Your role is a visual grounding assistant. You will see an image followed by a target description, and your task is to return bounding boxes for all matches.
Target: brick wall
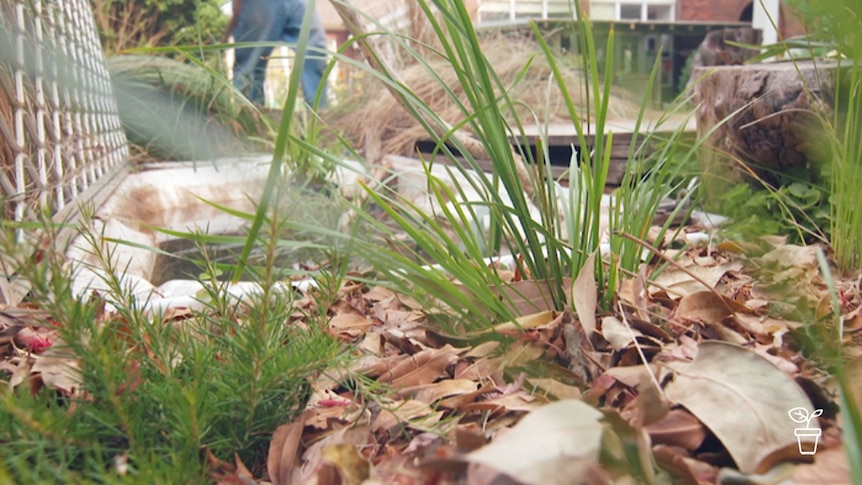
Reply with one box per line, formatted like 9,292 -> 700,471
779,3 -> 805,38
678,0 -> 751,22
678,0 -> 804,37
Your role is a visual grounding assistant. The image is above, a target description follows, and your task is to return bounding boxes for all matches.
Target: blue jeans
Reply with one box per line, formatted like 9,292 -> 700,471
232,0 -> 328,107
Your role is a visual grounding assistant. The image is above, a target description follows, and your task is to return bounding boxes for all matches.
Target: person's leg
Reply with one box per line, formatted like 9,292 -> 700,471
232,0 -> 288,105
281,0 -> 328,108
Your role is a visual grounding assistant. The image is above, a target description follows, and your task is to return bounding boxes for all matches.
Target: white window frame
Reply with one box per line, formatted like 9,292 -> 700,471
589,0 -> 676,21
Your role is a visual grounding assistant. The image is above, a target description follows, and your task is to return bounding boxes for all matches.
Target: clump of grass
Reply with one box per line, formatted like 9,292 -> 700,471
108,54 -> 271,162
299,0 -> 695,326
0,209 -> 344,483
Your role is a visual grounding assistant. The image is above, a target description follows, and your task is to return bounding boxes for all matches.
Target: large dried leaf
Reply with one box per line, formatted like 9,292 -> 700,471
498,280 -> 571,315
600,316 -> 639,351
791,446 -> 852,484
267,411 -> 311,485
406,378 -> 480,403
645,409 -> 707,451
321,443 -> 370,485
653,445 -> 718,484
329,313 -> 375,338
489,310 -> 557,334
466,400 -> 604,485
675,291 -> 734,325
526,377 -> 581,399
299,424 -> 372,483
664,341 -> 817,473
31,341 -> 81,395
378,348 -> 458,389
570,253 -> 597,334
372,399 -> 443,434
650,262 -> 742,299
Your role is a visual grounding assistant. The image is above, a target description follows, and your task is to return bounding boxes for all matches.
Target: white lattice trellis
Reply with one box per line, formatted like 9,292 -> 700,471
0,0 -> 129,223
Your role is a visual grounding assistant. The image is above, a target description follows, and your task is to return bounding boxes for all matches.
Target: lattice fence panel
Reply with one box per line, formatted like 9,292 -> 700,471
0,0 -> 128,222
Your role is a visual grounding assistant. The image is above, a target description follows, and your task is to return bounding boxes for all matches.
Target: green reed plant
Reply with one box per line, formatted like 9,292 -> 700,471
297,0 -> 695,324
764,0 -> 862,270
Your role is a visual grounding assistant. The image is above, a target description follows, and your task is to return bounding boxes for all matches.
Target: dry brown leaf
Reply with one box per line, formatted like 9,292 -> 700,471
321,443 -> 370,485
498,280 -> 569,315
371,303 -> 423,327
600,316 -> 640,351
656,335 -> 699,363
525,377 -> 581,400
405,378 -> 480,403
232,454 -> 254,482
650,262 -> 743,299
463,340 -> 500,359
663,341 -> 818,473
350,354 -> 406,378
630,370 -> 670,427
299,424 -> 373,484
305,404 -> 364,430
329,313 -> 375,338
653,444 -> 718,485
489,310 -> 557,334
732,312 -> 799,337
267,412 -> 310,485
759,242 -> 821,269
378,348 -> 458,389
204,445 -> 236,479
618,269 -> 651,323
466,400 -> 604,485
602,365 -> 658,388
1,358 -> 31,389
675,291 -> 734,325
645,409 -> 707,451
372,399 -> 442,434
358,332 -> 383,355
453,356 -> 502,382
438,382 -> 497,409
791,445 -> 852,484
469,390 -> 548,413
500,339 -> 545,367
362,285 -> 397,302
752,344 -> 799,376
30,341 -> 81,395
570,252 -> 597,335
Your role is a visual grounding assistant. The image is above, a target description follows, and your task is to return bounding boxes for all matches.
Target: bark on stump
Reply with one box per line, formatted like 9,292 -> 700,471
693,61 -> 835,207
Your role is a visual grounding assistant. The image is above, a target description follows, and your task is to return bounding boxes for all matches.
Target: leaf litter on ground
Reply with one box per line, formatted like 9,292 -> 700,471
0,232 -> 858,484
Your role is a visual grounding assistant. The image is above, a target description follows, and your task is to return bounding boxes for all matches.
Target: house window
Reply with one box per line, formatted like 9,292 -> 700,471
620,4 -> 642,20
589,1 -> 675,21
590,3 -> 616,20
647,4 -> 673,20
477,0 -> 578,23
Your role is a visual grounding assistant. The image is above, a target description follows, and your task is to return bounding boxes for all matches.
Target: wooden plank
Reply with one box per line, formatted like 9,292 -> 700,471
394,152 -> 629,187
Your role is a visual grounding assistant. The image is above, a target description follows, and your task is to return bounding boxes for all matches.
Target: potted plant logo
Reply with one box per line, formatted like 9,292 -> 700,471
787,407 -> 823,455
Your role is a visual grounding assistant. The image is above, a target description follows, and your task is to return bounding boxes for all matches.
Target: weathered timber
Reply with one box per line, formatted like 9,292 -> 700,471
415,117 -> 696,187
693,61 -> 834,204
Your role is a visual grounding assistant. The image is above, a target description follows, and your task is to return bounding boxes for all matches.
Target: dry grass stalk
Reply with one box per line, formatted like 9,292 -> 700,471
331,0 -> 536,201
326,20 -> 649,159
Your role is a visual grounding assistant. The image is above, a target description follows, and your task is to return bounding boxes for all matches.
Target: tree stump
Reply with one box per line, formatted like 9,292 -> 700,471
693,61 -> 835,206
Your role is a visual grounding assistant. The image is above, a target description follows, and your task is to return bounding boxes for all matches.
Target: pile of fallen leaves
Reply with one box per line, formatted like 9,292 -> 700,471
2,234 -> 860,484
